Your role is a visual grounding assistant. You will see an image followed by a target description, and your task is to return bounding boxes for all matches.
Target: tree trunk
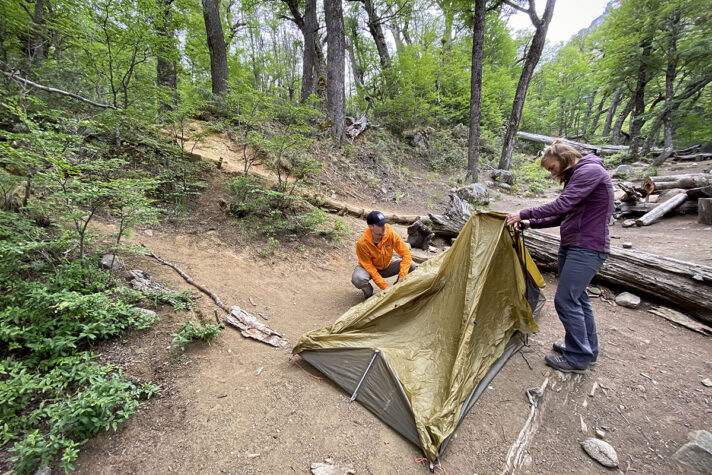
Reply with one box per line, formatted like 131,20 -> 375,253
362,0 -> 390,69
156,0 -> 178,113
589,92 -> 607,136
466,0 -> 486,182
498,0 -> 556,170
699,198 -> 712,225
580,90 -> 596,138
602,86 -> 621,137
202,0 -> 228,95
302,0 -> 319,101
611,98 -> 633,146
325,0 -> 346,144
628,38 -> 652,156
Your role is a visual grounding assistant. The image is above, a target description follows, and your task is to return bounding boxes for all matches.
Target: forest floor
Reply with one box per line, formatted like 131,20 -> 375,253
74,129 -> 712,474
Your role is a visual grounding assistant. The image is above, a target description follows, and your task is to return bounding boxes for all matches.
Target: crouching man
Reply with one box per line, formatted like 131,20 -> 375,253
352,210 -> 415,299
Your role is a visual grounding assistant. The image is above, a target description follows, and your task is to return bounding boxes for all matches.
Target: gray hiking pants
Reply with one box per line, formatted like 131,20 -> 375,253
351,259 -> 416,298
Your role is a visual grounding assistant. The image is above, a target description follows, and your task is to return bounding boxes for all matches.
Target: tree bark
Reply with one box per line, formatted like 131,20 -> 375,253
361,0 -> 391,69
580,90 -> 596,138
628,38 -> 653,156
325,0 -> 346,144
498,0 -> 556,170
589,92 -> 607,136
156,0 -> 178,112
611,98 -> 633,146
602,86 -> 621,138
699,198 -> 712,225
202,0 -> 228,95
466,0 -> 486,182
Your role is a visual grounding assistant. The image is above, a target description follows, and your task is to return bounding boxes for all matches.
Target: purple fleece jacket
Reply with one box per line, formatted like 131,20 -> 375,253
520,154 -> 614,253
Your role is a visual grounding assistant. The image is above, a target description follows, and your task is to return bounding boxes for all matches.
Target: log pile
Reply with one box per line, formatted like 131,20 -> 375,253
615,173 -> 712,226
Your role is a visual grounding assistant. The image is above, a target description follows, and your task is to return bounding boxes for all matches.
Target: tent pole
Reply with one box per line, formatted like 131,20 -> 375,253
350,349 -> 380,402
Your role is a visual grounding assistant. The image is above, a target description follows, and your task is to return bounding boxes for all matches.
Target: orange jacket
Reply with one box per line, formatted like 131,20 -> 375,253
356,224 -> 412,290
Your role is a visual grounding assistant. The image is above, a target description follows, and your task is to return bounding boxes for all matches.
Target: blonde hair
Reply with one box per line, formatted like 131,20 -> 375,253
541,139 -> 583,182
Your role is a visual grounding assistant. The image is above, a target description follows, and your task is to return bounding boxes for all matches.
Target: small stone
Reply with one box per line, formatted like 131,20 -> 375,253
134,308 -> 157,319
596,429 -> 606,439
35,466 -> 51,475
673,430 -> 712,473
100,254 -> 123,271
587,287 -> 602,297
582,438 -> 619,467
615,292 -> 641,308
614,164 -> 634,178
622,219 -> 637,228
623,242 -> 633,249
310,458 -> 356,475
637,384 -> 646,392
702,378 -> 712,387
144,229 -> 153,236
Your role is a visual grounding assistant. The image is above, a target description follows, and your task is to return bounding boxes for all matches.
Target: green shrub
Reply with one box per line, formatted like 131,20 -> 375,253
171,321 -> 222,351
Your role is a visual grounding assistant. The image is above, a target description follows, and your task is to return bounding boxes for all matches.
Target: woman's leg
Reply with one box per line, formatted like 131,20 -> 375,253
554,247 -> 607,368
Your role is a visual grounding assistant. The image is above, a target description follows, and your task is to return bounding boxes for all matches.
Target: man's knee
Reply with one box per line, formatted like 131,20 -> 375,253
351,266 -> 371,287
408,262 -> 416,273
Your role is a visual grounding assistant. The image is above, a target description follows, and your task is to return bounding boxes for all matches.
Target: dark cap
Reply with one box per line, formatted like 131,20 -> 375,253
366,210 -> 389,226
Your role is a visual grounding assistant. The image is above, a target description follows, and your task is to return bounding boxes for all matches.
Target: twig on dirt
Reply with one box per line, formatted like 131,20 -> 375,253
520,351 -> 533,370
617,406 -> 630,424
502,378 -> 549,474
589,381 -> 599,398
142,244 -> 287,348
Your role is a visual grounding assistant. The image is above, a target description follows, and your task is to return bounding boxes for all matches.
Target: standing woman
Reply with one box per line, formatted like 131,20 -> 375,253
506,139 -> 614,373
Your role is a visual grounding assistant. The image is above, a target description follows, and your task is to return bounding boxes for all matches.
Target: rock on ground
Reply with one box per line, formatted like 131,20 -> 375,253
310,458 -> 355,475
673,430 -> 712,474
615,292 -> 641,308
581,437 -> 619,468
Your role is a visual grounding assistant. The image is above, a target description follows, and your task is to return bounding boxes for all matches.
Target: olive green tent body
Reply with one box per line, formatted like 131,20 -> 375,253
293,212 -> 545,461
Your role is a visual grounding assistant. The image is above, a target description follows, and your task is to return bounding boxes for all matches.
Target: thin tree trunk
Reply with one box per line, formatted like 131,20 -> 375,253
202,0 -> 228,95
611,98 -> 633,146
156,0 -> 178,112
498,0 -> 556,170
589,93 -> 607,136
362,0 -> 390,69
466,0 -> 486,182
628,38 -> 652,156
580,90 -> 596,137
325,0 -> 346,144
602,86 -> 621,137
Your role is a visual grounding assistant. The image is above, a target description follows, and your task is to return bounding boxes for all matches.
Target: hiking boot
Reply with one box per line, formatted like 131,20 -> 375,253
544,354 -> 588,374
552,342 -> 597,366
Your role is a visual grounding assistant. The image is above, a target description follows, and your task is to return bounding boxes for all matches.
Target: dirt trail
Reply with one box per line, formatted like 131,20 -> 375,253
77,216 -> 711,474
75,135 -> 712,474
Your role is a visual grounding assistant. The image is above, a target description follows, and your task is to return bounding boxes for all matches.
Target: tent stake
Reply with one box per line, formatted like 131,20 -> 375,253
350,350 -> 380,402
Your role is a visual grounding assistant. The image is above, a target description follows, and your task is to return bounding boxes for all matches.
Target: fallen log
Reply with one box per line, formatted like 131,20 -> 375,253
644,174 -> 712,194
673,153 -> 712,162
635,192 -> 688,226
503,378 -> 549,474
687,185 -> 712,199
523,230 -> 712,324
515,131 -> 633,156
305,193 -> 425,225
615,200 -> 698,218
143,246 -> 288,347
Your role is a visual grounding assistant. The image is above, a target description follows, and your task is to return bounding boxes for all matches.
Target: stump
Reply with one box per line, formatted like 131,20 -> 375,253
700,198 -> 712,225
407,219 -> 435,250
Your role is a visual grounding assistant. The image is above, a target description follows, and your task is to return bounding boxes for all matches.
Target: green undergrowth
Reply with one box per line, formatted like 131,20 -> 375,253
0,211 -> 161,473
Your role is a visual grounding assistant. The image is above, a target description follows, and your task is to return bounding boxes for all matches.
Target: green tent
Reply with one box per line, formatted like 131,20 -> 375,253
293,212 -> 545,462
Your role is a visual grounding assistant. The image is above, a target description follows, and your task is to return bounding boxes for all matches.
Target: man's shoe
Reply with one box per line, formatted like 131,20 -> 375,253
544,354 -> 588,374
552,342 -> 597,366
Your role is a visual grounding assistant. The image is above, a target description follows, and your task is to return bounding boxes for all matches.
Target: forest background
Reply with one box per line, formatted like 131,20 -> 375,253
1,0 -> 711,472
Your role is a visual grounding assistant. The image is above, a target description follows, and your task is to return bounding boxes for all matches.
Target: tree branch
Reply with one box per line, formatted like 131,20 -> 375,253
2,70 -> 120,109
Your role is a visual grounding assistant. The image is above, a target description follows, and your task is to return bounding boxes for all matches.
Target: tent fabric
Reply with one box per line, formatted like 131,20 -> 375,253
293,212 -> 545,461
